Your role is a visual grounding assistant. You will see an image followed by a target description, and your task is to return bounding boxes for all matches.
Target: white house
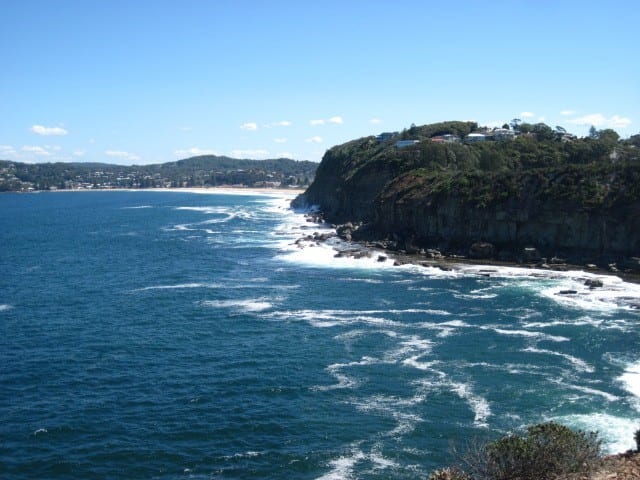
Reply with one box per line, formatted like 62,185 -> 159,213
464,133 -> 487,143
395,140 -> 420,149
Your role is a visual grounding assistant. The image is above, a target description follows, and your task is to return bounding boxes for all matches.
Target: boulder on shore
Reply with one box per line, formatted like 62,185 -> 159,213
585,278 -> 604,289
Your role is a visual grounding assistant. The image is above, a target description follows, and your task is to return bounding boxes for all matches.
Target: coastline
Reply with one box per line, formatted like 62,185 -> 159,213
10,186 -> 305,197
293,213 -> 640,289
390,251 -> 640,286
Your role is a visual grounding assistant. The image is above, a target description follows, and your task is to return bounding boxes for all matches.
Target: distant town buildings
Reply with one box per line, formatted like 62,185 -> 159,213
0,160 -> 314,192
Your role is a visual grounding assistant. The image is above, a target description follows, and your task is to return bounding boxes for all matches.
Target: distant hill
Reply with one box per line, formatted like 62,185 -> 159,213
295,120 -> 640,267
0,155 -> 317,191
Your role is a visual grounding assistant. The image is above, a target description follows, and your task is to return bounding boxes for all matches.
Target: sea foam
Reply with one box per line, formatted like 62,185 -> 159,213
135,283 -> 221,291
201,299 -> 275,313
315,449 -> 367,480
618,360 -> 640,399
486,327 -> 569,343
523,347 -> 594,373
554,413 -> 639,454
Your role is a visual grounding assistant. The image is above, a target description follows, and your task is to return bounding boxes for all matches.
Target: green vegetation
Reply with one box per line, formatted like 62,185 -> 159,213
334,122 -> 637,182
0,155 -> 317,192
381,161 -> 640,210
429,422 -> 603,480
305,120 -> 640,221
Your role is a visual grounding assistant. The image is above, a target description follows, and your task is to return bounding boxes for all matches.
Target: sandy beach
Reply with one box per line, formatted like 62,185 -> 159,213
27,186 -> 306,197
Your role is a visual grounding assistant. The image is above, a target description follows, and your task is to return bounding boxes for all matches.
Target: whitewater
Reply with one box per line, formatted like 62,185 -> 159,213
1,189 -> 639,479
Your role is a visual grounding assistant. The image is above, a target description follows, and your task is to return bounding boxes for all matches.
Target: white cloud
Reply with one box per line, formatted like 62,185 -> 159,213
30,125 -> 68,136
305,136 -> 323,143
174,147 -> 219,157
177,126 -> 192,132
240,122 -> 258,131
520,112 -> 535,118
537,116 -> 545,122
268,120 -> 292,127
73,150 -> 86,157
0,145 -> 17,155
276,152 -> 294,159
560,110 -> 576,116
105,150 -> 140,162
22,145 -> 51,156
568,113 -> 632,129
370,117 -> 382,125
274,138 -> 287,144
231,149 -> 270,159
311,116 -> 344,126
609,115 -> 632,128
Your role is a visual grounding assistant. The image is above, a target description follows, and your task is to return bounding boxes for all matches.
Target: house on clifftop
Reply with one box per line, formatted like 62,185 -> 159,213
395,140 -> 420,149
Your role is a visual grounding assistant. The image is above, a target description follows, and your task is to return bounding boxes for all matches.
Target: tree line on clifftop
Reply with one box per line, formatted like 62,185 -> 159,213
331,120 -> 638,183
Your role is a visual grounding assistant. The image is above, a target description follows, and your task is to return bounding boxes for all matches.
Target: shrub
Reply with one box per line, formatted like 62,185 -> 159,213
460,422 -> 601,480
427,467 -> 470,480
634,428 -> 640,452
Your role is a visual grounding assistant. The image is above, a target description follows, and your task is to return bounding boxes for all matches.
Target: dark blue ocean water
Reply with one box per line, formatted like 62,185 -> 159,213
1,190 -> 640,479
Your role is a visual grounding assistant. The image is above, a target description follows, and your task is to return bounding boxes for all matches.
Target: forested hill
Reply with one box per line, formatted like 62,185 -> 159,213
0,155 -> 317,191
295,120 -> 640,266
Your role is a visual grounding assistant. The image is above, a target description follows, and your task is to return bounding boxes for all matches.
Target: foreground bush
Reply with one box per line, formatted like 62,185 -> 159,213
438,422 -> 602,480
427,466 -> 470,480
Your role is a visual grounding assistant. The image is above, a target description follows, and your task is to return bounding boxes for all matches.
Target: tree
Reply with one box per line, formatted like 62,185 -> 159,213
501,123 -> 510,130
627,133 -> 640,147
589,125 -> 599,138
598,129 -> 620,145
519,123 -> 533,134
532,123 -> 555,141
510,118 -> 522,131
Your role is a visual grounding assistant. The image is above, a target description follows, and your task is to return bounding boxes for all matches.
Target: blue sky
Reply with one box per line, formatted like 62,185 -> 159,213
1,0 -> 638,165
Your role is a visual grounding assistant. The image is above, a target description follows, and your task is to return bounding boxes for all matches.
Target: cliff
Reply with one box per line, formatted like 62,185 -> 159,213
294,121 -> 640,266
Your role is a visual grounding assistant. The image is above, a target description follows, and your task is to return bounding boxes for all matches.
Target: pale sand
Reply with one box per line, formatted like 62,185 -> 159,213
145,186 -> 305,196
41,186 -> 306,197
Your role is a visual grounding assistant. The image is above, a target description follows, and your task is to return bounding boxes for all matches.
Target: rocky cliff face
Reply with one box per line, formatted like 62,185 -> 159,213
375,175 -> 640,260
294,125 -> 640,265
294,137 -> 398,223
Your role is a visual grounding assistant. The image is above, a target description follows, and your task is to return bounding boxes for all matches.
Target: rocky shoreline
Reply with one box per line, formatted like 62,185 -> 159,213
296,211 -> 640,288
571,451 -> 640,480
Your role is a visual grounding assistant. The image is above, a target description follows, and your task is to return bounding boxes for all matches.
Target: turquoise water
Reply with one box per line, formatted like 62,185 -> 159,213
1,190 -> 639,479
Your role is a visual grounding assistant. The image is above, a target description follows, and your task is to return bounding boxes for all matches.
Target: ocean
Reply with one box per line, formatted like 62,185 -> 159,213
1,190 -> 639,479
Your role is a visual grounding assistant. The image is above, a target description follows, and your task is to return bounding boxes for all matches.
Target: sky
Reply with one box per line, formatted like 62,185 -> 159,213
1,0 -> 638,165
